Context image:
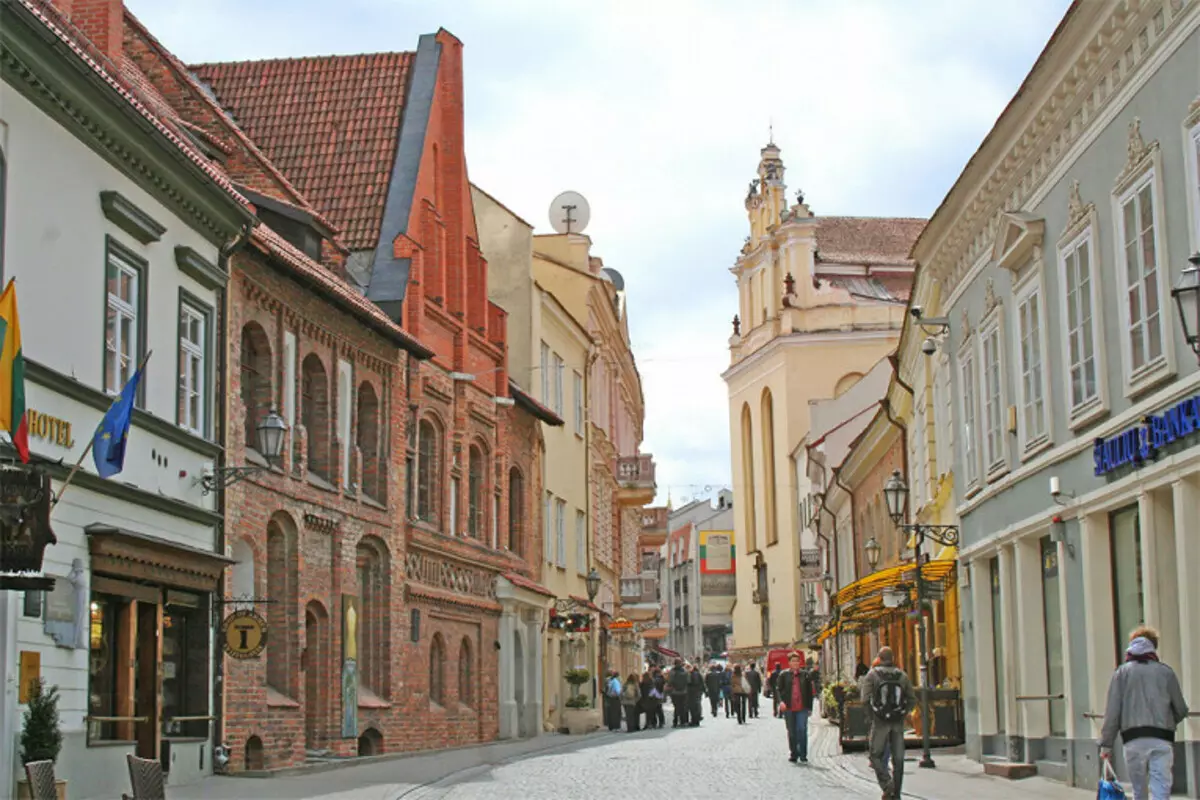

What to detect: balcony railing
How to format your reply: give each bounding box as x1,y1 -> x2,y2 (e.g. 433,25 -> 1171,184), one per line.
620,576 -> 657,604
640,506 -> 669,531
616,454 -> 656,488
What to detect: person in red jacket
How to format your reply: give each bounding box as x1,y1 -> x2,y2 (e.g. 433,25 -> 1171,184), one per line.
776,651 -> 816,763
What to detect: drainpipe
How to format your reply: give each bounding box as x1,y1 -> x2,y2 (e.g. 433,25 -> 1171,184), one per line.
583,344 -> 599,702
213,222 -> 253,772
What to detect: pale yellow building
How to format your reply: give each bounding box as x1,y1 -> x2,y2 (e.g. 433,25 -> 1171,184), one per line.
724,141 -> 924,660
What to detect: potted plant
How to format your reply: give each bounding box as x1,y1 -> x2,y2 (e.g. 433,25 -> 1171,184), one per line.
18,679 -> 66,800
561,668 -> 596,735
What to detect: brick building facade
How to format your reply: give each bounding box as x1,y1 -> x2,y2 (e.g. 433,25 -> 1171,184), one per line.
115,7 -> 557,771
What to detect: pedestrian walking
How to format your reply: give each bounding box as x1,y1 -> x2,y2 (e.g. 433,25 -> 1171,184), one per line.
746,663 -> 763,718
603,670 -> 623,732
721,664 -> 733,717
768,663 -> 783,718
731,664 -> 749,724
1100,626 -> 1189,800
621,673 -> 642,732
639,671 -> 657,729
861,647 -> 916,799
705,664 -> 723,718
668,660 -> 689,728
651,668 -> 668,729
776,652 -> 817,763
687,663 -> 705,726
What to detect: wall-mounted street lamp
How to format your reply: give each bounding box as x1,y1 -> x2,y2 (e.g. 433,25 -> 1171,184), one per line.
821,571 -> 834,597
585,567 -> 602,603
881,469 -> 959,770
864,536 -> 881,571
1171,253 -> 1200,361
201,409 -> 287,495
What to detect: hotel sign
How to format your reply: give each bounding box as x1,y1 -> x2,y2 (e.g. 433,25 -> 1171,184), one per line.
1093,393 -> 1200,476
27,410 -> 75,448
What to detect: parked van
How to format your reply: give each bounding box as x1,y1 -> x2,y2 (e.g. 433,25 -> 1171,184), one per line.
765,648 -> 804,674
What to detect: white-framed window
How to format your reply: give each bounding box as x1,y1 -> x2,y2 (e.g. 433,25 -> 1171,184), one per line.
338,359 -> 353,488
1014,277 -> 1050,457
555,499 -> 566,568
979,311 -> 1007,478
540,342 -> 550,404
1185,117 -> 1200,251
177,301 -> 207,434
1113,156 -> 1173,393
1057,226 -> 1106,427
553,353 -> 564,415
576,510 -> 586,575
282,331 -> 297,429
544,491 -> 552,564
959,344 -> 980,493
911,386 -> 927,507
932,352 -> 953,479
573,371 -> 584,436
104,244 -> 142,395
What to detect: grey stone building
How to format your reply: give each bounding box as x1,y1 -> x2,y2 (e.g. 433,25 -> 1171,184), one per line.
911,2 -> 1200,794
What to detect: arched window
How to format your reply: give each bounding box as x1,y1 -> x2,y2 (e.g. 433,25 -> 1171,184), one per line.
357,382 -> 382,501
417,418 -> 442,524
266,513 -> 298,697
508,467 -> 524,555
458,637 -> 473,708
301,354 -> 330,480
240,323 -> 272,452
740,403 -> 756,553
356,538 -> 390,698
467,444 -> 485,539
761,388 -> 778,546
429,633 -> 445,706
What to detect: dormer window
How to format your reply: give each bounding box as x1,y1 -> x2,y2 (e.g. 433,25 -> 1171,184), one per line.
238,186 -> 332,263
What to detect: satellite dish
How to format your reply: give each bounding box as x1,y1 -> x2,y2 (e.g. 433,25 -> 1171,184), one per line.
549,191 -> 591,235
599,268 -> 624,291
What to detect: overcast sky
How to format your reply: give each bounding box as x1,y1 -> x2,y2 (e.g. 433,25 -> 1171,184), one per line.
128,0 -> 1072,507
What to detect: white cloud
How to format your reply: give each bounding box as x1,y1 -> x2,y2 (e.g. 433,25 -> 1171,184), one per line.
127,0 -> 1072,505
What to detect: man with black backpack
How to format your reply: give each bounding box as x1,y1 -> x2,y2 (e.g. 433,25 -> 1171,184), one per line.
861,647 -> 916,799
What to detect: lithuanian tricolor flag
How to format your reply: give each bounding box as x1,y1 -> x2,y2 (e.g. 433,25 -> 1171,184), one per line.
0,279 -> 29,462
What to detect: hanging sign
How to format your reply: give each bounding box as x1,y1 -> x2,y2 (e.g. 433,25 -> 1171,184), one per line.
221,609 -> 267,659
1093,393 -> 1200,476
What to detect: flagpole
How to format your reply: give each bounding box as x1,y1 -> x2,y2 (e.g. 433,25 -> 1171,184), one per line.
51,350 -> 152,509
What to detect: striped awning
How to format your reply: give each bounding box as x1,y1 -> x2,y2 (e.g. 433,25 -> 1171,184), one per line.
818,552 -> 958,645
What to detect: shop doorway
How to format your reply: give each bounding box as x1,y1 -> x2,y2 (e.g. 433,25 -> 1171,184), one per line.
305,602 -> 329,752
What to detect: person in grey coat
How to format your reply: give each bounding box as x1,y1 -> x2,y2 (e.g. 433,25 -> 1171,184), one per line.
860,647 -> 916,800
1100,626 -> 1189,800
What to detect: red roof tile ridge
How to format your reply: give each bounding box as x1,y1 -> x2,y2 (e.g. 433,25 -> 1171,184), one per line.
122,9 -> 340,237
190,49 -> 417,70
814,215 -> 929,223
502,572 -> 555,598
16,0 -> 248,210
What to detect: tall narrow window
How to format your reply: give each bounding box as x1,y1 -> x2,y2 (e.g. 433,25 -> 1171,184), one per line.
302,355 -> 331,480
266,515 -> 298,698
468,445 -> 485,539
458,638 -> 473,708
1109,505 -> 1144,663
105,245 -> 143,395
1059,231 -> 1101,420
980,321 -> 1005,474
450,478 -> 460,536
740,404 -> 756,552
1190,121 -> 1200,246
282,332 -> 297,429
177,301 -> 208,434
990,557 -> 1006,733
540,342 -> 550,404
338,360 -> 353,488
544,492 -> 552,564
555,499 -> 566,568
508,468 -> 524,554
959,349 -> 980,490
553,353 -> 564,415
760,388 -> 778,546
356,539 -> 390,698
0,148 -> 6,278
357,383 -> 382,502
416,418 -> 441,524
576,510 -> 586,576
1118,178 -> 1164,373
573,371 -> 584,435
1016,286 -> 1047,452
1040,536 -> 1066,736
429,634 -> 445,706
240,324 -> 272,452
492,494 -> 500,550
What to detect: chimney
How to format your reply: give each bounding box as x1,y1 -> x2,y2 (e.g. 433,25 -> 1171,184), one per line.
58,0 -> 124,65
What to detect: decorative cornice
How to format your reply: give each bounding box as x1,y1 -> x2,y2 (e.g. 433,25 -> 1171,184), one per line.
1113,117 -> 1158,191
303,512 -> 339,534
175,245 -> 226,290
925,0 -> 1195,294
99,190 -> 166,244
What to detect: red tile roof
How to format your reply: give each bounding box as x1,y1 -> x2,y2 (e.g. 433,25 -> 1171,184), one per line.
502,572 -> 555,598
191,52 -> 416,250
814,217 -> 926,266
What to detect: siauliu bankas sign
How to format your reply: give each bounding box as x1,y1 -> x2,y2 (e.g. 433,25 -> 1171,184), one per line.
1093,393 -> 1200,476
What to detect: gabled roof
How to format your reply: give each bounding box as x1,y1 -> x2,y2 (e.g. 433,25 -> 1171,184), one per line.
192,51 -> 417,250
814,216 -> 926,267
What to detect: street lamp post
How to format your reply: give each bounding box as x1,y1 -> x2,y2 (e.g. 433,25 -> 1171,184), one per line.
882,469 -> 958,770
1171,253 -> 1200,361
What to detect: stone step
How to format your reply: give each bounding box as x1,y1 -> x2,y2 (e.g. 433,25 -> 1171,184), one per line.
983,761 -> 1038,780
1035,759 -> 1070,783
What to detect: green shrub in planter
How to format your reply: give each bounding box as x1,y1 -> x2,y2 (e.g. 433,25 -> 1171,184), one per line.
563,668 -> 590,687
565,694 -> 591,709
20,679 -> 63,765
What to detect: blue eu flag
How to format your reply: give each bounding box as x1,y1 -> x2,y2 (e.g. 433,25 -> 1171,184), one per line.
93,363 -> 145,479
